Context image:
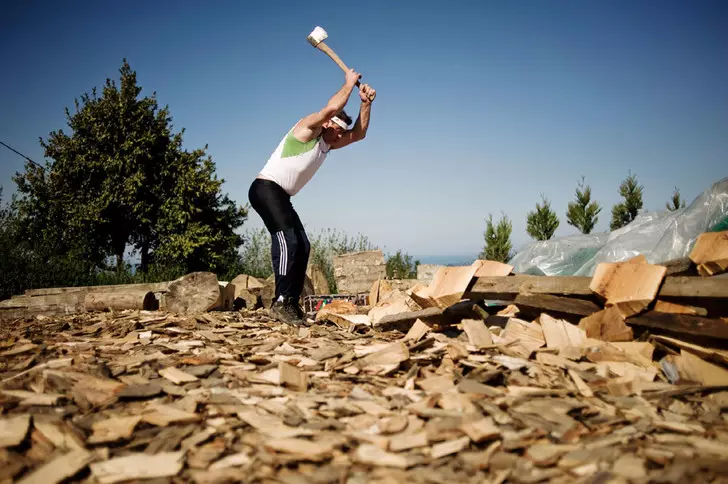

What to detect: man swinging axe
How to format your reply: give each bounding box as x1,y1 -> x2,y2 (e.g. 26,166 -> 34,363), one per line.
248,26 -> 376,326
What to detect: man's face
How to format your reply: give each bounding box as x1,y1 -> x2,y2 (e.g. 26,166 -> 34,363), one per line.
322,120 -> 346,144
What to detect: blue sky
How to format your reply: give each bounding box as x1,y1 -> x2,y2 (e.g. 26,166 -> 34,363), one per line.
1,0 -> 726,262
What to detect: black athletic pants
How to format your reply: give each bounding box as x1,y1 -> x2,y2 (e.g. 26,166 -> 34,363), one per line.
248,178 -> 311,303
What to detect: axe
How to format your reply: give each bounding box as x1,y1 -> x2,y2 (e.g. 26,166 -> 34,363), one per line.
307,26 -> 375,101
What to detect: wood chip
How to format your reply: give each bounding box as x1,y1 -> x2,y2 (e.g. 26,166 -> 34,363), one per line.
279,361 -> 308,392
87,416 -> 141,444
0,414 -> 31,448
539,314 -> 587,349
17,449 -> 95,484
159,366 -> 199,384
431,436 -> 470,459
90,451 -> 184,484
462,319 -> 493,348
355,444 -> 410,468
460,417 -> 501,443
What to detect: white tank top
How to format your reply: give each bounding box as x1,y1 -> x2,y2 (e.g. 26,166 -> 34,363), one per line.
258,126 -> 330,196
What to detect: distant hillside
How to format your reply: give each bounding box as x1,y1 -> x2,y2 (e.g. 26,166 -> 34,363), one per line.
414,254 -> 478,266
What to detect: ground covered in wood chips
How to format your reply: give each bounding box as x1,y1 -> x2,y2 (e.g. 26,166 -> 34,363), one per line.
1,308 -> 728,483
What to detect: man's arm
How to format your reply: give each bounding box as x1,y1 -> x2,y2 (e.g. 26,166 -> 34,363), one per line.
329,84 -> 376,150
293,69 -> 361,142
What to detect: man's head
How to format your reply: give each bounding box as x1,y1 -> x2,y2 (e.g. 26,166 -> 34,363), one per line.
321,109 -> 352,144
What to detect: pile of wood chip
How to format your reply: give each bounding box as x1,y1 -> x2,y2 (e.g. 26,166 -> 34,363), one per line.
1,231 -> 726,483
1,304 -> 727,481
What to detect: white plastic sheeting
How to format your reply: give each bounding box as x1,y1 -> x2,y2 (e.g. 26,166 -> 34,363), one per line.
509,177 -> 728,277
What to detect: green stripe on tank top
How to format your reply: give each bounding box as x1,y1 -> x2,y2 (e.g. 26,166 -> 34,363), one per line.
281,132 -> 319,158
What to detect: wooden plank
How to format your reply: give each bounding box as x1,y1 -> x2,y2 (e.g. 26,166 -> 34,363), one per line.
514,293 -> 600,318
627,311 -> 728,340
467,275 -> 728,300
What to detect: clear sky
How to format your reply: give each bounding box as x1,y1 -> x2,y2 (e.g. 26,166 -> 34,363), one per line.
1,0 -> 726,262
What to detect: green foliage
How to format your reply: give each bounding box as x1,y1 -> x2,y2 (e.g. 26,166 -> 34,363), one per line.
526,195 -> 560,241
610,171 -> 644,231
234,228 -> 273,280
12,59 -> 246,278
386,250 -> 419,279
0,187 -> 187,299
232,227 -> 377,293
480,213 -> 513,263
666,186 -> 686,212
566,176 -> 602,234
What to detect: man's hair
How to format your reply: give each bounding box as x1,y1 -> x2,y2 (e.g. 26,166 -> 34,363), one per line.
335,109 -> 352,126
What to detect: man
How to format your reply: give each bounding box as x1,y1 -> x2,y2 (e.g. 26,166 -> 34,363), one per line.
248,68 -> 376,325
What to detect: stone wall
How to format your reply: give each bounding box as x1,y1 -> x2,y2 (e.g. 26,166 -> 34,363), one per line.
333,250 -> 387,294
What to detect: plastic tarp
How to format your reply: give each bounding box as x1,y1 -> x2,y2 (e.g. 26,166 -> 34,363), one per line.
509,177 -> 728,277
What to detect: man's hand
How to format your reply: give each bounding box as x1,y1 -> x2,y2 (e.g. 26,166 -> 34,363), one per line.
346,68 -> 361,87
359,83 -> 376,103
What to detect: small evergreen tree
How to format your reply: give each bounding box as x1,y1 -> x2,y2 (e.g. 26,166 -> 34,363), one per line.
666,187 -> 686,211
480,213 -> 513,263
526,195 -> 559,241
610,171 -> 644,231
566,176 -> 601,234
386,250 -> 419,279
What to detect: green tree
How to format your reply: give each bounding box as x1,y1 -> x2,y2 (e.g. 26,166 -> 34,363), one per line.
610,171 -> 644,231
12,59 -> 247,275
386,250 -> 419,279
526,195 -> 559,241
480,213 -> 513,263
566,176 -> 602,234
666,186 -> 686,212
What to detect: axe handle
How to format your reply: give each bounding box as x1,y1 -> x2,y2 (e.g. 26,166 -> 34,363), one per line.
316,42 -> 361,87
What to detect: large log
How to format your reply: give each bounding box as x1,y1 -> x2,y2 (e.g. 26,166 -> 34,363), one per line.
23,282 -> 169,297
84,291 -> 158,312
164,272 -> 221,314
467,275 -> 728,300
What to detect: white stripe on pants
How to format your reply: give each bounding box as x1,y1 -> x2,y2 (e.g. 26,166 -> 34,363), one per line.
276,231 -> 288,276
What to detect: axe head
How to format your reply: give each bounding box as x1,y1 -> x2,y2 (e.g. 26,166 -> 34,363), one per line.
307,26 -> 328,47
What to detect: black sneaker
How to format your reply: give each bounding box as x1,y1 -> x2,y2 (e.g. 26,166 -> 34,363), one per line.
270,298 -> 305,326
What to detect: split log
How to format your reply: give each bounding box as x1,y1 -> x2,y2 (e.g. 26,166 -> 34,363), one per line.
467,275 -> 728,300
164,272 -> 221,314
84,291 -> 158,312
689,231 -> 728,276
411,264 -> 479,309
589,258 -> 666,317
